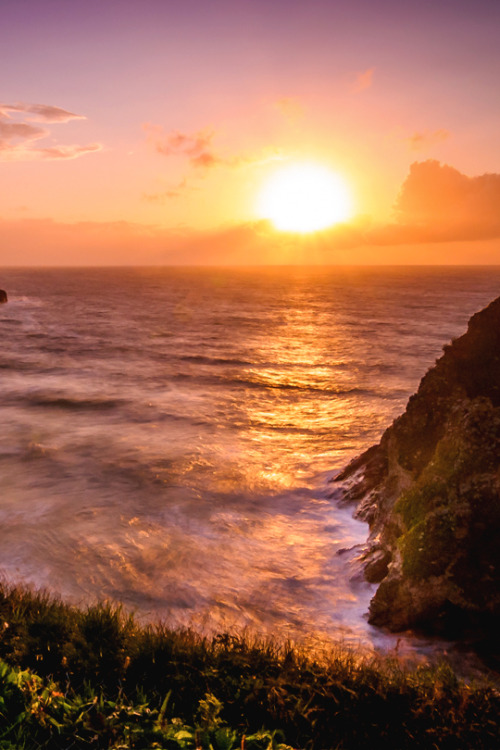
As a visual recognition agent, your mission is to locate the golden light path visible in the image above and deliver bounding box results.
[257,162,353,233]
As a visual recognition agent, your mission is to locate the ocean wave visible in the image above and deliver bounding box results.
[0,359,38,371]
[211,373,376,395]
[23,395,127,411]
[180,354,253,366]
[2,266,500,654]
[247,421,335,435]
[171,369,377,395]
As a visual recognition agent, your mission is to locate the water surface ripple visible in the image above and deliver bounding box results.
[1,266,500,664]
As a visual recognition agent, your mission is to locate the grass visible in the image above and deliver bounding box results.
[0,582,499,748]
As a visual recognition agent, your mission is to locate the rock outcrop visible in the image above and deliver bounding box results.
[0,289,7,303]
[333,296,500,642]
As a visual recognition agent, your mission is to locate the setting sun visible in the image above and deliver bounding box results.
[257,163,353,233]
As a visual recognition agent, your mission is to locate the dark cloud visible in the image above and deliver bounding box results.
[0,102,101,161]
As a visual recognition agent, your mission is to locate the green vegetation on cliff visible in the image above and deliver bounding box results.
[0,583,499,748]
[335,295,500,644]
[397,398,500,585]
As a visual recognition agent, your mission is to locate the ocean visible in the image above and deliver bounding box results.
[1,265,500,659]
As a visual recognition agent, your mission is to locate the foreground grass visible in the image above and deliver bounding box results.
[0,583,499,748]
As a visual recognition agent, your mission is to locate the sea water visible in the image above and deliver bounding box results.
[1,266,500,661]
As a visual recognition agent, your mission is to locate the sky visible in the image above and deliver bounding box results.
[1,0,500,265]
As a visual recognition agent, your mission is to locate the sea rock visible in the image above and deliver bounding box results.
[333,295,500,641]
[0,289,7,303]
[362,547,392,584]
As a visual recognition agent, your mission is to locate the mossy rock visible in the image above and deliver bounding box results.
[337,295,500,640]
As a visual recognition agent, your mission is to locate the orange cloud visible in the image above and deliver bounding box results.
[405,129,450,151]
[0,217,171,265]
[3,160,499,266]
[394,160,500,237]
[143,123,277,202]
[190,151,220,168]
[144,123,279,173]
[143,125,223,169]
[0,102,101,161]
[2,210,500,267]
[353,68,374,93]
[0,217,277,266]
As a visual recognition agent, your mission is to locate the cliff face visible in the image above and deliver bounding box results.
[334,296,500,639]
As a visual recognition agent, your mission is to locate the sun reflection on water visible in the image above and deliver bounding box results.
[3,267,496,668]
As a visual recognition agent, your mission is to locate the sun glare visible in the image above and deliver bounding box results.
[257,162,352,233]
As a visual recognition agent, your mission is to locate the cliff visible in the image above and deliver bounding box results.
[333,295,500,643]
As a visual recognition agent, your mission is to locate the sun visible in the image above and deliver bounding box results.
[257,162,352,233]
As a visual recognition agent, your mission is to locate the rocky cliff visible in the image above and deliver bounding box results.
[333,295,500,643]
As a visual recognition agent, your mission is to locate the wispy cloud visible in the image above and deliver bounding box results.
[0,119,45,143]
[353,68,374,93]
[143,123,282,202]
[405,129,450,151]
[0,102,85,123]
[143,125,223,169]
[0,102,101,161]
[145,122,289,172]
[143,141,286,204]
